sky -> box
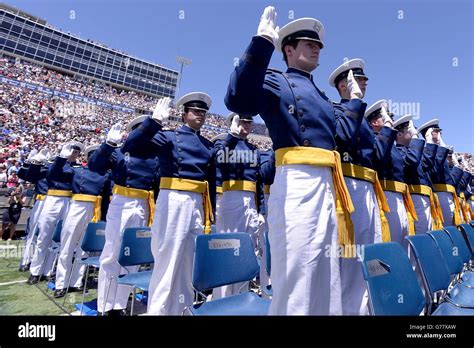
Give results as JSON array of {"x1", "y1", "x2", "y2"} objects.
[{"x1": 5, "y1": 0, "x2": 474, "y2": 153}]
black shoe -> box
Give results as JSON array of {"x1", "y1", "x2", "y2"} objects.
[
  {"x1": 100, "y1": 309, "x2": 127, "y2": 317},
  {"x1": 27, "y1": 275, "x2": 40, "y2": 285},
  {"x1": 53, "y1": 289, "x2": 67, "y2": 298},
  {"x1": 19, "y1": 264, "x2": 30, "y2": 272},
  {"x1": 69, "y1": 286, "x2": 84, "y2": 293},
  {"x1": 40, "y1": 275, "x2": 55, "y2": 282}
]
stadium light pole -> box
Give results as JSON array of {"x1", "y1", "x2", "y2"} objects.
[{"x1": 175, "y1": 56, "x2": 192, "y2": 101}]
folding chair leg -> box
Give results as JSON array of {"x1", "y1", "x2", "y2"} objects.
[
  {"x1": 131, "y1": 287, "x2": 136, "y2": 316},
  {"x1": 80, "y1": 264, "x2": 89, "y2": 316},
  {"x1": 103, "y1": 276, "x2": 114, "y2": 315},
  {"x1": 62, "y1": 258, "x2": 77, "y2": 306}
]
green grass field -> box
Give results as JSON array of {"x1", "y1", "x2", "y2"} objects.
[{"x1": 0, "y1": 240, "x2": 98, "y2": 315}]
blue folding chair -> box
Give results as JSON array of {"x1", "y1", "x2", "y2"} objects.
[
  {"x1": 444, "y1": 226, "x2": 474, "y2": 272},
  {"x1": 406, "y1": 234, "x2": 474, "y2": 313},
  {"x1": 103, "y1": 227, "x2": 153, "y2": 316},
  {"x1": 428, "y1": 230, "x2": 474, "y2": 286},
  {"x1": 459, "y1": 223, "x2": 474, "y2": 255},
  {"x1": 187, "y1": 233, "x2": 270, "y2": 315},
  {"x1": 361, "y1": 242, "x2": 474, "y2": 315},
  {"x1": 65, "y1": 221, "x2": 106, "y2": 311}
]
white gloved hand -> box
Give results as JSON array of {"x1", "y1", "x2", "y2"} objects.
[
  {"x1": 257, "y1": 6, "x2": 279, "y2": 45},
  {"x1": 407, "y1": 120, "x2": 418, "y2": 138},
  {"x1": 31, "y1": 148, "x2": 49, "y2": 164},
  {"x1": 424, "y1": 127, "x2": 435, "y2": 144},
  {"x1": 230, "y1": 115, "x2": 242, "y2": 137},
  {"x1": 347, "y1": 70, "x2": 363, "y2": 99},
  {"x1": 380, "y1": 106, "x2": 393, "y2": 127},
  {"x1": 437, "y1": 131, "x2": 447, "y2": 147},
  {"x1": 106, "y1": 122, "x2": 123, "y2": 146},
  {"x1": 26, "y1": 148, "x2": 38, "y2": 162},
  {"x1": 152, "y1": 97, "x2": 171, "y2": 124},
  {"x1": 59, "y1": 144, "x2": 74, "y2": 159},
  {"x1": 257, "y1": 214, "x2": 266, "y2": 226}
]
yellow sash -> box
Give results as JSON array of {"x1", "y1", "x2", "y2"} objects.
[
  {"x1": 433, "y1": 184, "x2": 463, "y2": 226},
  {"x1": 381, "y1": 179, "x2": 418, "y2": 236},
  {"x1": 459, "y1": 193, "x2": 470, "y2": 223},
  {"x1": 409, "y1": 184, "x2": 443, "y2": 230},
  {"x1": 35, "y1": 194, "x2": 46, "y2": 201},
  {"x1": 275, "y1": 147, "x2": 355, "y2": 257},
  {"x1": 222, "y1": 180, "x2": 257, "y2": 193},
  {"x1": 216, "y1": 186, "x2": 223, "y2": 194},
  {"x1": 264, "y1": 185, "x2": 271, "y2": 195},
  {"x1": 112, "y1": 185, "x2": 155, "y2": 227},
  {"x1": 160, "y1": 177, "x2": 213, "y2": 234},
  {"x1": 47, "y1": 189, "x2": 72, "y2": 197},
  {"x1": 342, "y1": 163, "x2": 391, "y2": 243},
  {"x1": 72, "y1": 194, "x2": 103, "y2": 223}
]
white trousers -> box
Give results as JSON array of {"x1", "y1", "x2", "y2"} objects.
[
  {"x1": 55, "y1": 200, "x2": 94, "y2": 290},
  {"x1": 147, "y1": 189, "x2": 204, "y2": 315},
  {"x1": 384, "y1": 191, "x2": 409, "y2": 248},
  {"x1": 97, "y1": 194, "x2": 149, "y2": 312},
  {"x1": 258, "y1": 193, "x2": 271, "y2": 288},
  {"x1": 268, "y1": 164, "x2": 341, "y2": 315},
  {"x1": 437, "y1": 191, "x2": 455, "y2": 227},
  {"x1": 30, "y1": 196, "x2": 70, "y2": 277},
  {"x1": 412, "y1": 194, "x2": 433, "y2": 234},
  {"x1": 340, "y1": 177, "x2": 382, "y2": 315},
  {"x1": 213, "y1": 190, "x2": 259, "y2": 299},
  {"x1": 20, "y1": 199, "x2": 45, "y2": 267}
]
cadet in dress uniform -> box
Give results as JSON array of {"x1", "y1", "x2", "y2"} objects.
[
  {"x1": 365, "y1": 101, "x2": 417, "y2": 247},
  {"x1": 329, "y1": 60, "x2": 395, "y2": 315},
  {"x1": 450, "y1": 162, "x2": 466, "y2": 224},
  {"x1": 394, "y1": 116, "x2": 434, "y2": 234},
  {"x1": 122, "y1": 94, "x2": 216, "y2": 315},
  {"x1": 212, "y1": 113, "x2": 265, "y2": 298},
  {"x1": 427, "y1": 128, "x2": 463, "y2": 227},
  {"x1": 258, "y1": 148, "x2": 275, "y2": 288},
  {"x1": 89, "y1": 117, "x2": 160, "y2": 316},
  {"x1": 225, "y1": 6, "x2": 360, "y2": 315},
  {"x1": 18, "y1": 160, "x2": 48, "y2": 272},
  {"x1": 25, "y1": 143, "x2": 83, "y2": 285},
  {"x1": 416, "y1": 120, "x2": 443, "y2": 229},
  {"x1": 50, "y1": 144, "x2": 111, "y2": 298}
]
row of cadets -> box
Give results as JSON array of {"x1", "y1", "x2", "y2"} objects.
[
  {"x1": 17, "y1": 152, "x2": 49, "y2": 272},
  {"x1": 329, "y1": 59, "x2": 394, "y2": 315},
  {"x1": 225, "y1": 6, "x2": 359, "y2": 315},
  {"x1": 24, "y1": 142, "x2": 83, "y2": 285},
  {"x1": 212, "y1": 112, "x2": 265, "y2": 299},
  {"x1": 421, "y1": 121, "x2": 463, "y2": 227},
  {"x1": 120, "y1": 93, "x2": 216, "y2": 315},
  {"x1": 365, "y1": 101, "x2": 417, "y2": 247},
  {"x1": 88, "y1": 116, "x2": 160, "y2": 316},
  {"x1": 258, "y1": 148, "x2": 275, "y2": 289},
  {"x1": 48, "y1": 144, "x2": 112, "y2": 298},
  {"x1": 392, "y1": 116, "x2": 437, "y2": 234},
  {"x1": 418, "y1": 120, "x2": 444, "y2": 230}
]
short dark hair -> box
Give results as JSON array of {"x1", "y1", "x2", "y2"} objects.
[{"x1": 282, "y1": 40, "x2": 300, "y2": 66}]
